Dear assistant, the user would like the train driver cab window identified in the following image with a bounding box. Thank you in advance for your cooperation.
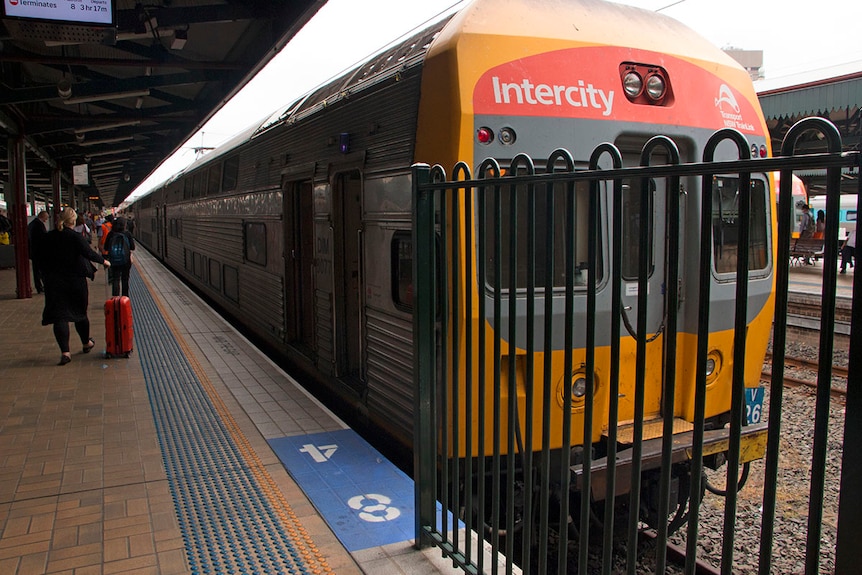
[244,221,267,266]
[621,179,656,279]
[484,179,597,290]
[712,176,769,274]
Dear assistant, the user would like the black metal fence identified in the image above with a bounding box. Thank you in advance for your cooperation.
[413,118,861,574]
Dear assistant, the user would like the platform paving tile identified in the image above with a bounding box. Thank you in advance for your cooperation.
[1,250,484,575]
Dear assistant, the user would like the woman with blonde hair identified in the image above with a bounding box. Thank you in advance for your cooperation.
[41,208,110,365]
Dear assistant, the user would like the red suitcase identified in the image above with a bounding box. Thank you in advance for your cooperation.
[105,296,133,358]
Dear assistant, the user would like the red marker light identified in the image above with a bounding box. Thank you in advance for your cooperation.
[759,145,768,158]
[477,127,494,144]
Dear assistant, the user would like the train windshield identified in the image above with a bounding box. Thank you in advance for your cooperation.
[711,176,770,274]
[621,179,656,280]
[483,180,598,290]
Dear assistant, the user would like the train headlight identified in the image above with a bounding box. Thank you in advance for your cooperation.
[498,127,517,146]
[645,74,666,100]
[572,376,587,398]
[705,358,716,377]
[623,72,643,98]
[558,371,596,409]
[706,351,723,384]
[620,63,672,106]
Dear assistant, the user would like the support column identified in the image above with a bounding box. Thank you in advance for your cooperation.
[52,168,62,228]
[8,136,32,299]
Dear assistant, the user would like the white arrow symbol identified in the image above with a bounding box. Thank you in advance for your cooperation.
[299,443,338,463]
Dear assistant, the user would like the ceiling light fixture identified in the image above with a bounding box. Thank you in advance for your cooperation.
[78,135,135,147]
[62,89,150,105]
[57,78,73,99]
[89,158,128,168]
[74,120,141,135]
[83,148,131,160]
[171,28,188,50]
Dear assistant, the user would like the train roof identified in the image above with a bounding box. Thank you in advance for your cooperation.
[139,0,752,197]
[252,17,453,137]
[136,10,456,197]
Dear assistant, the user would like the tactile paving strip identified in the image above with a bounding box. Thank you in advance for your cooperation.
[128,268,333,574]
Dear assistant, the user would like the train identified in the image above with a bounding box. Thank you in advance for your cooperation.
[775,171,809,238]
[130,0,774,541]
[809,192,857,239]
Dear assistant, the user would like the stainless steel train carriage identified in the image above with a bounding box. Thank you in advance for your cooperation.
[132,0,774,531]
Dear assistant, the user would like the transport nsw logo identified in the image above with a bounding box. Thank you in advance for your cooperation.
[715,84,754,132]
[488,76,615,117]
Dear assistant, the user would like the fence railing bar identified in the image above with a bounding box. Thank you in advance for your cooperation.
[411,133,860,575]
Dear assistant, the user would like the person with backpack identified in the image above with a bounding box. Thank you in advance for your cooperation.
[99,214,113,256]
[798,203,814,239]
[797,203,816,265]
[103,217,135,297]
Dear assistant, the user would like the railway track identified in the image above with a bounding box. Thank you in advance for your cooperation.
[762,353,847,399]
[639,530,723,575]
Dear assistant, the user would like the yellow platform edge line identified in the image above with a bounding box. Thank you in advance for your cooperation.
[137,269,334,574]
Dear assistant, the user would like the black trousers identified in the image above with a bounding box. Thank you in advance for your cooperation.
[31,259,44,292]
[110,265,131,297]
[841,245,855,270]
[53,319,90,354]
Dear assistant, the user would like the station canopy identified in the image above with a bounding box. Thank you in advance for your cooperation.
[0,1,326,208]
[758,70,861,195]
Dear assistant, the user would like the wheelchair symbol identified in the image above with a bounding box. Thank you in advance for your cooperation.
[347,494,401,522]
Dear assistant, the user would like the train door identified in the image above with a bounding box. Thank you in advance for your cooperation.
[619,175,668,420]
[283,180,315,354]
[161,205,168,260]
[332,170,365,387]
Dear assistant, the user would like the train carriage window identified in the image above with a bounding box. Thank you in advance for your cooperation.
[224,265,239,303]
[183,177,192,200]
[208,164,222,196]
[244,222,267,266]
[712,176,769,273]
[222,156,239,192]
[192,171,205,198]
[169,218,182,239]
[484,179,597,289]
[209,259,222,291]
[392,231,441,314]
[622,180,656,279]
[391,232,414,311]
[193,252,204,279]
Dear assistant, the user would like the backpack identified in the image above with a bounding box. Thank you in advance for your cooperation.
[802,214,817,234]
[107,233,130,267]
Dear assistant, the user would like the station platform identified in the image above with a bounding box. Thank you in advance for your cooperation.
[0,249,459,575]
[785,256,855,300]
[0,244,854,575]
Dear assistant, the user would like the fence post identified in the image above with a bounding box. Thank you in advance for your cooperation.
[412,163,437,549]
[835,158,862,574]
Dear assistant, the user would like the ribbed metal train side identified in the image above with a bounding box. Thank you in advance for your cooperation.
[361,174,415,442]
[135,62,426,443]
[284,69,423,438]
[165,191,284,345]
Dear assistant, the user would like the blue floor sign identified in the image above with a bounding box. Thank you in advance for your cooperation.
[269,429,415,551]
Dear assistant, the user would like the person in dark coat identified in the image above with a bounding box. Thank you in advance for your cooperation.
[41,208,111,365]
[102,217,135,297]
[28,210,49,293]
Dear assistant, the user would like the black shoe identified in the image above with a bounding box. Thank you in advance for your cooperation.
[840,269,846,274]
[83,338,95,353]
[58,354,71,366]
